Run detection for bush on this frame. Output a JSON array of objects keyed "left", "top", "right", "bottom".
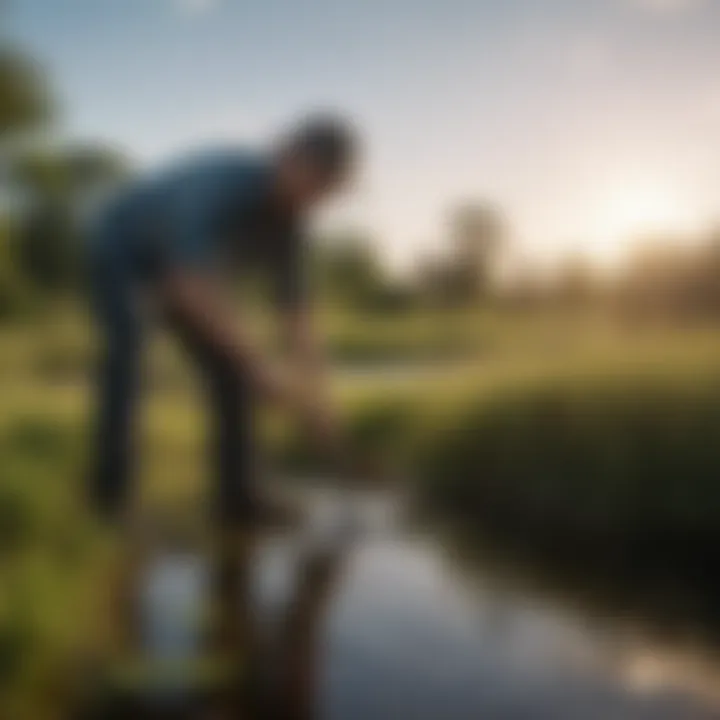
[
  {"left": 0, "top": 415, "right": 103, "bottom": 720},
  {"left": 0, "top": 219, "right": 35, "bottom": 321},
  {"left": 416, "top": 369, "right": 720, "bottom": 556}
]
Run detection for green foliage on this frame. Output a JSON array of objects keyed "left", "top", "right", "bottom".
[
  {"left": 0, "top": 217, "right": 33, "bottom": 320},
  {"left": 313, "top": 233, "right": 414, "bottom": 313},
  {"left": 416, "top": 368, "right": 720, "bottom": 552},
  {"left": 447, "top": 201, "right": 506, "bottom": 303},
  {"left": 8, "top": 145, "right": 130, "bottom": 296},
  {"left": 322, "top": 309, "right": 490, "bottom": 363},
  {"left": 5, "top": 310, "right": 720, "bottom": 715},
  {"left": 274, "top": 394, "right": 420, "bottom": 475},
  {"left": 17, "top": 201, "right": 78, "bottom": 292},
  {"left": 0, "top": 415, "right": 103, "bottom": 720},
  {"left": 0, "top": 48, "right": 52, "bottom": 138}
]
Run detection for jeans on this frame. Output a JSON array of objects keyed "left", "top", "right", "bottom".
[{"left": 87, "top": 227, "right": 257, "bottom": 525}]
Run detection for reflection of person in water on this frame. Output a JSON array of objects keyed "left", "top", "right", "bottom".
[
  {"left": 274, "top": 546, "right": 345, "bottom": 720},
  {"left": 210, "top": 529, "right": 348, "bottom": 720}
]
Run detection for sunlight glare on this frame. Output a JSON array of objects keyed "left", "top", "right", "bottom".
[{"left": 587, "top": 183, "right": 695, "bottom": 266}]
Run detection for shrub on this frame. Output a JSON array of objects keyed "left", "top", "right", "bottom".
[
  {"left": 416, "top": 370, "right": 720, "bottom": 554},
  {"left": 0, "top": 415, "right": 103, "bottom": 719}
]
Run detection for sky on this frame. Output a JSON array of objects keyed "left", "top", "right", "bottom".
[{"left": 4, "top": 0, "right": 720, "bottom": 270}]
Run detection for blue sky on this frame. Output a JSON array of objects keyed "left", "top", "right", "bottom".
[{"left": 6, "top": 0, "right": 720, "bottom": 269}]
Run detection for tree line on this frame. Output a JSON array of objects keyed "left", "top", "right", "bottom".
[{"left": 2, "top": 44, "right": 720, "bottom": 325}]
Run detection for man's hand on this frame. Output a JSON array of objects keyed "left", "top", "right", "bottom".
[
  {"left": 280, "top": 307, "right": 346, "bottom": 450},
  {"left": 160, "top": 269, "right": 347, "bottom": 452},
  {"left": 160, "top": 268, "right": 272, "bottom": 390},
  {"left": 256, "top": 360, "right": 343, "bottom": 451}
]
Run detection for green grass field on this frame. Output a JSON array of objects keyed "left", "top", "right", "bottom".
[{"left": 4, "top": 309, "right": 720, "bottom": 717}]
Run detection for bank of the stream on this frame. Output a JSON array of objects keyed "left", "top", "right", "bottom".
[{"left": 6, "top": 322, "right": 720, "bottom": 716}]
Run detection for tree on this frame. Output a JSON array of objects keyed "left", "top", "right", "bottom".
[
  {"left": 415, "top": 202, "right": 507, "bottom": 308},
  {"left": 10, "top": 145, "right": 129, "bottom": 291},
  {"left": 0, "top": 48, "right": 53, "bottom": 140},
  {"left": 313, "top": 232, "right": 407, "bottom": 312},
  {"left": 447, "top": 202, "right": 506, "bottom": 303},
  {"left": 0, "top": 214, "right": 30, "bottom": 318},
  {"left": 0, "top": 46, "right": 55, "bottom": 314}
]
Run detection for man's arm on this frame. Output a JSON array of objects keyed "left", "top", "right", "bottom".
[
  {"left": 281, "top": 304, "right": 347, "bottom": 455},
  {"left": 155, "top": 160, "right": 299, "bottom": 403},
  {"left": 271, "top": 227, "right": 347, "bottom": 451},
  {"left": 159, "top": 268, "right": 288, "bottom": 403},
  {"left": 283, "top": 306, "right": 328, "bottom": 398}
]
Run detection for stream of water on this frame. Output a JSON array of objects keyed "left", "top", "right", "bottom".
[{"left": 138, "top": 489, "right": 720, "bottom": 719}]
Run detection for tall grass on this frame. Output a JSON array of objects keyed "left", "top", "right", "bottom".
[
  {"left": 0, "top": 415, "right": 107, "bottom": 720},
  {"left": 5, "top": 313, "right": 720, "bottom": 715},
  {"left": 415, "top": 360, "right": 720, "bottom": 563}
]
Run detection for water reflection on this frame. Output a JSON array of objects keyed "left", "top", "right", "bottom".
[{"left": 89, "top": 490, "right": 720, "bottom": 719}]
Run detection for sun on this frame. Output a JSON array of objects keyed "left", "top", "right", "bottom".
[{"left": 587, "top": 183, "right": 695, "bottom": 265}]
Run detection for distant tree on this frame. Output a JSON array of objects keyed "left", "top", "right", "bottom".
[
  {"left": 614, "top": 239, "right": 692, "bottom": 323},
  {"left": 447, "top": 202, "right": 506, "bottom": 304},
  {"left": 11, "top": 144, "right": 128, "bottom": 199},
  {"left": 313, "top": 232, "right": 409, "bottom": 312},
  {"left": 413, "top": 253, "right": 462, "bottom": 308},
  {"left": 0, "top": 214, "right": 30, "bottom": 318},
  {"left": 0, "top": 46, "right": 55, "bottom": 314},
  {"left": 551, "top": 255, "right": 598, "bottom": 309},
  {"left": 0, "top": 48, "right": 53, "bottom": 140},
  {"left": 10, "top": 145, "right": 129, "bottom": 291},
  {"left": 681, "top": 231, "right": 720, "bottom": 319},
  {"left": 607, "top": 232, "right": 720, "bottom": 325},
  {"left": 413, "top": 202, "right": 507, "bottom": 308}
]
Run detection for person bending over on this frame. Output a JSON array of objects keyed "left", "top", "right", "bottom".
[{"left": 87, "top": 114, "right": 358, "bottom": 526}]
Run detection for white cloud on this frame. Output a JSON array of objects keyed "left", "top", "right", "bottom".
[
  {"left": 627, "top": 0, "right": 707, "bottom": 13},
  {"left": 174, "top": 0, "right": 222, "bottom": 17}
]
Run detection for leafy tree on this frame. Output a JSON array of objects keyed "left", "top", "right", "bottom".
[
  {"left": 0, "top": 214, "right": 30, "bottom": 318},
  {"left": 314, "top": 232, "right": 403, "bottom": 311},
  {"left": 0, "top": 46, "right": 55, "bottom": 314},
  {"left": 10, "top": 145, "right": 129, "bottom": 292},
  {"left": 447, "top": 201, "right": 506, "bottom": 303},
  {"left": 0, "top": 48, "right": 52, "bottom": 139},
  {"left": 414, "top": 202, "right": 507, "bottom": 308}
]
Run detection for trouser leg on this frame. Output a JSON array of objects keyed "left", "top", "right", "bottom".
[
  {"left": 86, "top": 235, "right": 142, "bottom": 523},
  {"left": 90, "top": 330, "right": 141, "bottom": 520},
  {"left": 167, "top": 314, "right": 258, "bottom": 526},
  {"left": 206, "top": 359, "right": 258, "bottom": 525}
]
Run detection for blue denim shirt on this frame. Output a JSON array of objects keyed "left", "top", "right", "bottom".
[{"left": 90, "top": 148, "right": 305, "bottom": 311}]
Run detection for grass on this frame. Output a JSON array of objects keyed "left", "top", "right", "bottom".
[
  {"left": 412, "top": 347, "right": 720, "bottom": 567},
  {"left": 5, "top": 309, "right": 720, "bottom": 716},
  {"left": 0, "top": 413, "right": 111, "bottom": 720}
]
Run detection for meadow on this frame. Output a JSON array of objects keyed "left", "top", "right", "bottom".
[{"left": 4, "top": 308, "right": 720, "bottom": 717}]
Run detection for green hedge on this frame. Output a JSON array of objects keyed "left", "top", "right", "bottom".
[{"left": 415, "top": 370, "right": 720, "bottom": 555}]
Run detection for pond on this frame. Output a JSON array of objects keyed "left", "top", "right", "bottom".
[{"left": 135, "top": 488, "right": 720, "bottom": 719}]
